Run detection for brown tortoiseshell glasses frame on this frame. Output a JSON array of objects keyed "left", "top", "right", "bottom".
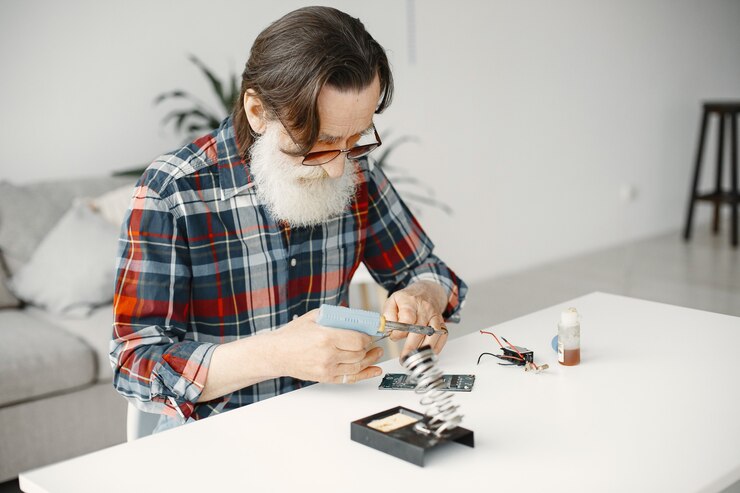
[{"left": 275, "top": 114, "right": 382, "bottom": 166}]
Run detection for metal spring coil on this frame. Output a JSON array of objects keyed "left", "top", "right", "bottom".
[{"left": 401, "top": 345, "right": 463, "bottom": 437}]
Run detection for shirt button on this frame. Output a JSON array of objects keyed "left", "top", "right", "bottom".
[
  {"left": 290, "top": 258, "right": 297, "bottom": 267},
  {"left": 292, "top": 314, "right": 299, "bottom": 320}
]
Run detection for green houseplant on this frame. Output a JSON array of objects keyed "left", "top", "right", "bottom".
[{"left": 154, "top": 55, "right": 240, "bottom": 141}]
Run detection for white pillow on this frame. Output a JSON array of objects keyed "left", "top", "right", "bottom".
[
  {"left": 0, "top": 254, "right": 21, "bottom": 309},
  {"left": 9, "top": 201, "right": 120, "bottom": 316},
  {"left": 88, "top": 184, "right": 135, "bottom": 227}
]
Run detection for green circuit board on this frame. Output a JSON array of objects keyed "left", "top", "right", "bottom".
[{"left": 378, "top": 373, "right": 475, "bottom": 392}]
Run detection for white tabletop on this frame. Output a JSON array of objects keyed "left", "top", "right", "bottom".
[{"left": 20, "top": 292, "right": 740, "bottom": 493}]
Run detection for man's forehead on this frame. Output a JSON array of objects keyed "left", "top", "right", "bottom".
[
  {"left": 315, "top": 76, "right": 381, "bottom": 143},
  {"left": 317, "top": 122, "right": 374, "bottom": 143}
]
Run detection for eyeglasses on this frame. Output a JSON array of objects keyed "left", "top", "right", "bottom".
[
  {"left": 274, "top": 114, "right": 382, "bottom": 166},
  {"left": 301, "top": 124, "right": 382, "bottom": 166}
]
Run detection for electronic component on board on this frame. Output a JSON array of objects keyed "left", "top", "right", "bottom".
[
  {"left": 378, "top": 373, "right": 475, "bottom": 392},
  {"left": 478, "top": 331, "right": 548, "bottom": 373}
]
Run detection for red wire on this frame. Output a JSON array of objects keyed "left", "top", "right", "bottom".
[
  {"left": 497, "top": 354, "right": 524, "bottom": 362},
  {"left": 501, "top": 336, "right": 538, "bottom": 369},
  {"left": 479, "top": 330, "right": 506, "bottom": 350},
  {"left": 480, "top": 330, "right": 539, "bottom": 369},
  {"left": 499, "top": 336, "right": 527, "bottom": 361}
]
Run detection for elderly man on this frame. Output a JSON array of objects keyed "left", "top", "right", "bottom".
[{"left": 111, "top": 6, "right": 467, "bottom": 432}]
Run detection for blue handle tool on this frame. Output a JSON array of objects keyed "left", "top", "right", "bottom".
[{"left": 317, "top": 304, "right": 442, "bottom": 337}]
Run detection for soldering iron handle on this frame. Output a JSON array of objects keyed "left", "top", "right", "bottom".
[{"left": 316, "top": 304, "right": 381, "bottom": 336}]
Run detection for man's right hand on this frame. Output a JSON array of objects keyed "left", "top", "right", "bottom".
[{"left": 272, "top": 309, "right": 384, "bottom": 384}]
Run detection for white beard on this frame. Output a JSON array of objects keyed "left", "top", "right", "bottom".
[{"left": 248, "top": 125, "right": 357, "bottom": 228}]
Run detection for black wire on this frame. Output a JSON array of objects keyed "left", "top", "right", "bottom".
[
  {"left": 477, "top": 352, "right": 498, "bottom": 365},
  {"left": 477, "top": 352, "right": 525, "bottom": 366},
  {"left": 480, "top": 333, "right": 528, "bottom": 367}
]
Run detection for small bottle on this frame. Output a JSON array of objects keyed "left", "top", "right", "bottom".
[{"left": 558, "top": 307, "right": 580, "bottom": 366}]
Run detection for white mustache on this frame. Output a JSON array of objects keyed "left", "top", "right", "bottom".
[{"left": 248, "top": 126, "right": 357, "bottom": 227}]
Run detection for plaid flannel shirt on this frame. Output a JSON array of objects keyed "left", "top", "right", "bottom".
[{"left": 110, "top": 116, "right": 467, "bottom": 425}]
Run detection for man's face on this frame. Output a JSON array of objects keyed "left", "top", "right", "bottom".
[
  {"left": 300, "top": 74, "right": 381, "bottom": 178},
  {"left": 248, "top": 76, "right": 381, "bottom": 227}
]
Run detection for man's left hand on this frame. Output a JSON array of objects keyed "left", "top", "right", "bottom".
[{"left": 382, "top": 280, "right": 448, "bottom": 358}]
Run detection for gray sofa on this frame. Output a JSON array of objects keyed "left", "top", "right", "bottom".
[{"left": 0, "top": 176, "right": 132, "bottom": 482}]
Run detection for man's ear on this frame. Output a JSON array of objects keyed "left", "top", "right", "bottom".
[{"left": 244, "top": 90, "right": 267, "bottom": 135}]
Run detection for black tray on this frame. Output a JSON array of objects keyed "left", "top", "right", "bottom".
[{"left": 350, "top": 406, "right": 474, "bottom": 466}]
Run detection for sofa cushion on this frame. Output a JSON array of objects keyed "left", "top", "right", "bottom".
[
  {"left": 0, "top": 310, "right": 95, "bottom": 407},
  {"left": 9, "top": 201, "right": 120, "bottom": 316},
  {"left": 0, "top": 176, "right": 132, "bottom": 275},
  {"left": 25, "top": 305, "right": 115, "bottom": 383},
  {"left": 0, "top": 253, "right": 20, "bottom": 309},
  {"left": 88, "top": 184, "right": 135, "bottom": 226}
]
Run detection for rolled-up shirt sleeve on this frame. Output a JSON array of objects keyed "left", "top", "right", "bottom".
[
  {"left": 361, "top": 160, "right": 468, "bottom": 322},
  {"left": 109, "top": 178, "right": 216, "bottom": 422}
]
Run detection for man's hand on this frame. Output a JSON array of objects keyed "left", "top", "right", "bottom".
[
  {"left": 272, "top": 309, "right": 383, "bottom": 384},
  {"left": 383, "top": 280, "right": 449, "bottom": 358}
]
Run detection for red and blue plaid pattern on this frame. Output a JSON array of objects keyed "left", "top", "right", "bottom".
[{"left": 110, "top": 117, "right": 467, "bottom": 424}]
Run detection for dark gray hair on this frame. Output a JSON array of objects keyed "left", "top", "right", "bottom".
[{"left": 232, "top": 6, "right": 394, "bottom": 159}]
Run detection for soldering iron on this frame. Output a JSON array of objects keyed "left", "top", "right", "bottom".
[{"left": 317, "top": 304, "right": 446, "bottom": 337}]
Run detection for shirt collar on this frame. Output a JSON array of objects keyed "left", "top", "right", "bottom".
[{"left": 215, "top": 116, "right": 256, "bottom": 201}]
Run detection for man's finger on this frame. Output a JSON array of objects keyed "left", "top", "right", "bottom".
[
  {"left": 431, "top": 330, "right": 449, "bottom": 354},
  {"left": 427, "top": 313, "right": 445, "bottom": 331},
  {"left": 303, "top": 308, "right": 321, "bottom": 320},
  {"left": 415, "top": 313, "right": 446, "bottom": 353},
  {"left": 335, "top": 365, "right": 383, "bottom": 384},
  {"left": 326, "top": 327, "right": 373, "bottom": 351},
  {"left": 396, "top": 302, "right": 418, "bottom": 325},
  {"left": 399, "top": 333, "right": 426, "bottom": 359},
  {"left": 389, "top": 330, "right": 407, "bottom": 341},
  {"left": 333, "top": 347, "right": 371, "bottom": 364},
  {"left": 353, "top": 365, "right": 383, "bottom": 383},
  {"left": 382, "top": 298, "right": 399, "bottom": 322},
  {"left": 336, "top": 346, "right": 383, "bottom": 375},
  {"left": 383, "top": 294, "right": 418, "bottom": 325}
]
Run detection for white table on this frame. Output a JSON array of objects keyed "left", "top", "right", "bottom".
[{"left": 20, "top": 292, "right": 740, "bottom": 493}]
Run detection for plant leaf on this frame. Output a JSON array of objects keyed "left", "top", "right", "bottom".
[
  {"left": 398, "top": 191, "right": 453, "bottom": 215},
  {"left": 229, "top": 69, "right": 240, "bottom": 113},
  {"left": 113, "top": 166, "right": 148, "bottom": 177},
  {"left": 162, "top": 109, "right": 212, "bottom": 132},
  {"left": 188, "top": 54, "right": 228, "bottom": 112},
  {"left": 375, "top": 135, "right": 420, "bottom": 168},
  {"left": 153, "top": 90, "right": 196, "bottom": 106},
  {"left": 383, "top": 175, "right": 421, "bottom": 186},
  {"left": 186, "top": 123, "right": 210, "bottom": 134}
]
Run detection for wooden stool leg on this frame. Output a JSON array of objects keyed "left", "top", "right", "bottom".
[
  {"left": 731, "top": 113, "right": 738, "bottom": 247},
  {"left": 713, "top": 113, "right": 726, "bottom": 234},
  {"left": 684, "top": 109, "right": 710, "bottom": 241}
]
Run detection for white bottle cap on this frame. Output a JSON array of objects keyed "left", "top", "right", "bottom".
[{"left": 560, "top": 307, "right": 579, "bottom": 326}]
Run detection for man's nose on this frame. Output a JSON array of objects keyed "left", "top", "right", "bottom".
[{"left": 320, "top": 153, "right": 346, "bottom": 178}]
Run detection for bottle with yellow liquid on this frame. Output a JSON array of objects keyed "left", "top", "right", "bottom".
[{"left": 557, "top": 307, "right": 580, "bottom": 366}]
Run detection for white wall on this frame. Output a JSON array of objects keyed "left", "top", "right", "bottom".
[{"left": 1, "top": 0, "right": 739, "bottom": 283}]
